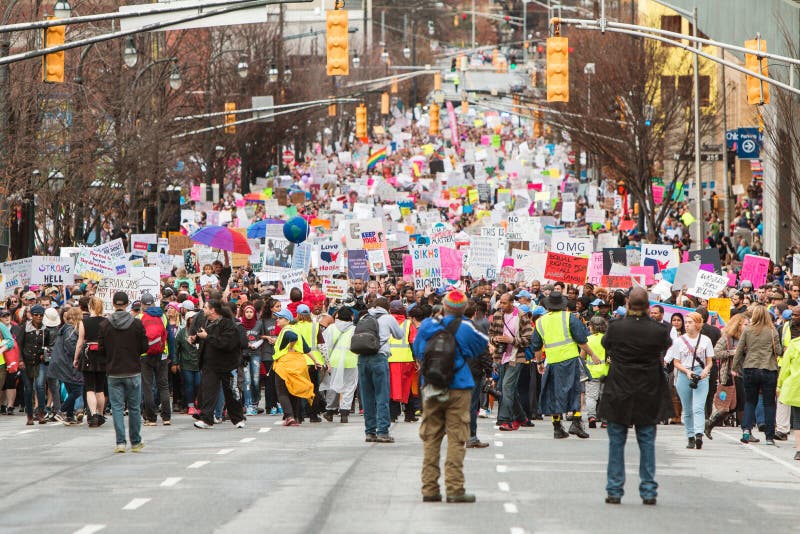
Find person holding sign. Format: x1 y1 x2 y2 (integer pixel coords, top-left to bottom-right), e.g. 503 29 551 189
531 292 599 439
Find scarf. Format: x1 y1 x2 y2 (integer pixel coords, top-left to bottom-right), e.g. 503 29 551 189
240 304 257 330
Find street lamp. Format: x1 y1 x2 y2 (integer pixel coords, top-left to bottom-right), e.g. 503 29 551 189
48 170 65 192
284 65 292 83
381 48 389 63
123 36 138 68
169 61 182 90
352 54 360 68
268 63 278 83
403 46 411 59
53 0 71 19
236 56 249 79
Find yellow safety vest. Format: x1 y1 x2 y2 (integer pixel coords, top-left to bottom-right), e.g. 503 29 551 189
388 320 413 363
272 325 296 361
535 311 580 365
585 332 608 379
294 321 323 366
328 326 358 369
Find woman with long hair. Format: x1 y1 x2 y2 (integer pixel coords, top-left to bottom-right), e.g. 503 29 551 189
260 298 281 415
239 303 267 415
670 312 686 339
666 312 714 449
50 308 84 425
705 313 750 439
733 304 782 445
75 297 107 428
176 311 201 415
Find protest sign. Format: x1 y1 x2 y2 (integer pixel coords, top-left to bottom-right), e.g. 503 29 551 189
388 248 406 276
688 270 729 300
130 234 157 255
511 250 547 284
794 254 800 277
429 223 455 247
602 248 627 275
168 233 192 255
587 252 604 285
440 247 463 280
281 269 304 296
96 267 160 314
367 249 388 275
585 208 605 224
467 236 499 279
544 252 589 285
262 237 294 268
347 250 370 281
601 275 633 289
740 254 770 288
629 265 655 286
0 258 33 292
641 244 675 273
708 297 732 323
551 236 592 257
31 256 75 286
561 201 576 222
74 239 128 281
672 261 701 291
322 278 348 300
318 241 342 275
409 244 444 290
687 248 722 274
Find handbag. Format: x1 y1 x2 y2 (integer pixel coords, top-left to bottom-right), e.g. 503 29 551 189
713 383 737 413
3 339 20 373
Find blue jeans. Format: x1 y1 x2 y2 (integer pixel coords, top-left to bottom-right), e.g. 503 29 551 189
606 422 657 500
243 356 262 408
675 366 709 437
181 369 201 407
22 365 47 416
108 375 143 446
62 383 83 418
498 362 525 424
357 353 391 436
742 368 778 439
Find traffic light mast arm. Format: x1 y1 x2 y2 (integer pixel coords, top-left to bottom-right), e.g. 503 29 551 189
550 16 800 98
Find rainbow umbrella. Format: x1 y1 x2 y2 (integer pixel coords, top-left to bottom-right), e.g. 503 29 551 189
190 225 251 254
244 192 268 202
247 218 284 239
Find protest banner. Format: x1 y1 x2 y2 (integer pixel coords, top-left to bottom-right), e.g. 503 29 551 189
318 241 342 275
544 252 589 285
95 267 160 314
322 278 348 300
587 252 604 285
31 256 75 286
429 223 455 247
0 258 33 292
551 236 592 257
641 244 675 273
347 250 370 281
585 208 605 225
410 244 443 290
740 254 770 288
281 269 304 296
708 297 732 323
601 275 633 289
688 270 729 300
74 239 128 281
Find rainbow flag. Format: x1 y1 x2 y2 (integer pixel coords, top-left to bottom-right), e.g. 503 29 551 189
367 146 387 171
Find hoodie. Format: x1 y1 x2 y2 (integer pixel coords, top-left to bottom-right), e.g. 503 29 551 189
368 307 405 357
100 311 148 377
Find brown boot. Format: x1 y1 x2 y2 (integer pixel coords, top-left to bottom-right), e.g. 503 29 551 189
340 410 349 423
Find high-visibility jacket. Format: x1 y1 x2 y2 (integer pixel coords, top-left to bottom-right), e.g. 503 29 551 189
585 332 608 379
327 326 358 369
293 320 323 366
388 320 414 363
272 325 296 362
535 311 580 365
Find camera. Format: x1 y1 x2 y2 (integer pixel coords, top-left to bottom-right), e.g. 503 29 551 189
482 379 503 401
494 342 508 356
689 373 701 389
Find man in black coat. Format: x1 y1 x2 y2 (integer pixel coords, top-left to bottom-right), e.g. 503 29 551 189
194 299 246 429
599 288 672 506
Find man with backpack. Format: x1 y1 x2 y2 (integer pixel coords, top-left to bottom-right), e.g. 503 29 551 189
139 293 170 426
350 297 405 443
412 290 489 504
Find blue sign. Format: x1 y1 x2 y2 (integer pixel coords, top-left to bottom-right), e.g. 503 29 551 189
725 129 738 150
736 127 762 159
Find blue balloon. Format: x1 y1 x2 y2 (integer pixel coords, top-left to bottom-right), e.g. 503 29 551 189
283 216 308 244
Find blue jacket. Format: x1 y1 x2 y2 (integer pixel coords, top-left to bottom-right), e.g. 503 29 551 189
413 315 489 390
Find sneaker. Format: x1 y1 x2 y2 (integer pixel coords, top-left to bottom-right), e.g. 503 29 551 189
143 420 157 426
214 416 223 424
62 416 77 426
282 418 294 427
97 415 106 427
446 493 476 503
605 495 621 505
269 407 278 415
287 419 300 427
187 407 198 416
234 420 246 429
518 419 534 428
748 434 761 443
498 423 516 432
194 420 212 429
257 407 266 414
422 494 442 502
0 406 6 415
375 434 395 443
588 417 597 429
43 412 56 422
466 438 490 448
794 451 800 461
115 444 127 453
642 498 657 506
130 442 145 453
7 407 15 416
765 439 776 446
162 420 171 426
246 407 258 416
54 412 67 424
774 431 788 441
76 410 84 423
478 409 489 419
365 433 378 442
277 406 284 415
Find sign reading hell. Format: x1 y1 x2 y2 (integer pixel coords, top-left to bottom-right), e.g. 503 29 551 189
544 251 589 285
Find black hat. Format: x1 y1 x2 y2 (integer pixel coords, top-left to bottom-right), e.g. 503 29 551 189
113 291 129 306
543 291 568 311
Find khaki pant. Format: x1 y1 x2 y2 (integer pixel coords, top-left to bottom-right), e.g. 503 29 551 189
419 389 471 498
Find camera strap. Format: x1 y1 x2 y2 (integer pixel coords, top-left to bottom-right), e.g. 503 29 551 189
680 335 705 369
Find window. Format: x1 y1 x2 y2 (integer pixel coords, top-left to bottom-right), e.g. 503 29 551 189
661 75 676 104
677 75 711 106
661 15 682 34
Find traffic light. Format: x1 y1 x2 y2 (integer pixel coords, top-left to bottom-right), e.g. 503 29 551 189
509 54 517 70
328 96 336 117
644 104 654 127
381 92 389 115
42 19 65 83
391 77 398 94
326 9 349 76
546 36 569 102
453 14 459 27
224 102 236 134
614 96 627 129
355 103 367 140
451 58 457 72
429 103 440 135
461 100 468 114
533 110 543 138
434 72 441 91
745 38 769 105
617 180 627 196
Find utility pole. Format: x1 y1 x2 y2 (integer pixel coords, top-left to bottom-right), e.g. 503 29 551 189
471 0 476 47
720 47 731 232
691 5 703 248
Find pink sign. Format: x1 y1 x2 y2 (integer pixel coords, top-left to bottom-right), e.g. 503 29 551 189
501 258 515 268
588 252 604 285
699 263 714 273
440 247 463 280
630 265 655 286
235 199 245 208
480 135 491 145
740 254 770 288
403 254 413 280
190 185 201 201
652 185 664 205
727 271 738 287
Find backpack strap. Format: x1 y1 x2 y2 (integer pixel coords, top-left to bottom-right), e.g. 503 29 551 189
445 317 466 374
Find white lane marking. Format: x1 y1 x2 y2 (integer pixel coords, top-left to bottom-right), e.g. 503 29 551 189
494 441 504 447
160 477 182 487
17 429 39 435
122 498 151 511
187 461 210 469
510 528 526 534
240 437 256 443
498 482 510 492
496 465 508 473
217 448 234 455
504 502 519 514
495 453 505 460
258 427 272 433
494 433 503 437
718 432 800 478
73 525 106 534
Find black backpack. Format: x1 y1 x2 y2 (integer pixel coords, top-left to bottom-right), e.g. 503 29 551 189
421 317 462 388
349 313 381 355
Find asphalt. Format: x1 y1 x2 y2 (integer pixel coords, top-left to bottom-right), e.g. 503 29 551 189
0 411 798 534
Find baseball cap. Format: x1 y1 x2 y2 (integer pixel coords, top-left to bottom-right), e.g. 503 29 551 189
532 306 547 317
782 309 792 321
181 300 196 311
515 290 533 300
275 309 294 322
296 304 311 315
30 305 45 316
22 291 36 301
141 294 155 306
519 304 531 314
113 292 129 306
613 306 627 317
590 298 605 306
